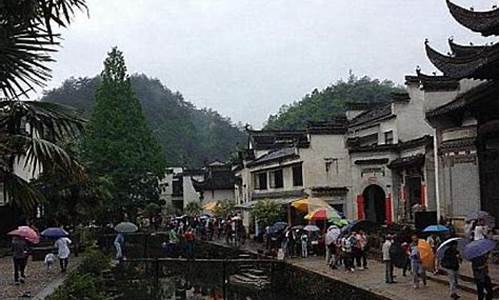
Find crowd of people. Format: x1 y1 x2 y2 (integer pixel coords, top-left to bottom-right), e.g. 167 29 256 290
113 214 247 261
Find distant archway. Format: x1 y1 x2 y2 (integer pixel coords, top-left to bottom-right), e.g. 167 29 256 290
363 184 386 224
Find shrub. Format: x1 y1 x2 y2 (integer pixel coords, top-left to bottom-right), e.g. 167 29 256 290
78 250 110 276
47 272 108 300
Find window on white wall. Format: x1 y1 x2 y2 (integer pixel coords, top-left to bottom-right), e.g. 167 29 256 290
254 172 268 190
292 165 303 186
269 169 284 188
384 131 394 144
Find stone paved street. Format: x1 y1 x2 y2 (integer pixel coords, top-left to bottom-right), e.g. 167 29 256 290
289 256 477 300
210 239 496 300
0 255 81 300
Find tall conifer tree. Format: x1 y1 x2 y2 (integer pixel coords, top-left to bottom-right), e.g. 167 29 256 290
82 47 166 218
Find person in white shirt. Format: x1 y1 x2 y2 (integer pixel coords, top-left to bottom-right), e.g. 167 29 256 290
474 219 489 241
382 235 395 283
54 237 72 273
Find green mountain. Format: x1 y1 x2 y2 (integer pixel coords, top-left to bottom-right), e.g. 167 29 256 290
42 74 246 167
265 73 405 130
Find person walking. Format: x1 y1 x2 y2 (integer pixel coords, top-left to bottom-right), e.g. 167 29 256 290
382 235 395 283
427 233 441 274
54 236 72 273
342 233 355 272
114 232 125 261
11 236 29 284
168 226 179 257
352 231 362 270
184 227 195 258
401 242 411 277
471 253 493 300
300 231 308 258
410 235 427 289
440 241 461 299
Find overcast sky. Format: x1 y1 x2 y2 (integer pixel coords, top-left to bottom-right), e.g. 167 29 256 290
40 0 496 128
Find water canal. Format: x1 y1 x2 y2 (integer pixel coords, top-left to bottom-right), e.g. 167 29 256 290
98 234 387 300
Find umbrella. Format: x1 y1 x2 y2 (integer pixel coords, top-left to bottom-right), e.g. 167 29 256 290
268 221 288 235
417 239 434 271
114 222 138 233
463 239 497 261
465 211 495 227
350 220 378 233
304 207 340 221
304 225 320 232
423 225 449 233
41 227 69 239
330 218 349 227
325 226 341 245
291 225 304 230
436 237 467 260
291 197 331 213
8 226 40 244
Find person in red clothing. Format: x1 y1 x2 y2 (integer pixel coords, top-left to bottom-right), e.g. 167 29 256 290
184 227 195 258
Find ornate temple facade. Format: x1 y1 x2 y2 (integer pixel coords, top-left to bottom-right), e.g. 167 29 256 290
407 0 498 224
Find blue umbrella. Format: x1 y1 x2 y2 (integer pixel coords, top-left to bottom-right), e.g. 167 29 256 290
422 225 449 233
463 239 497 261
268 221 288 234
41 227 69 239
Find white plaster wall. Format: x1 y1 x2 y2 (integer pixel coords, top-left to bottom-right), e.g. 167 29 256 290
183 175 203 208
395 86 434 142
202 189 235 204
301 134 351 189
423 90 459 113
379 118 398 144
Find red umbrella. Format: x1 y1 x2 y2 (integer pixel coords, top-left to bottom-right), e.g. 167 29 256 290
8 226 40 244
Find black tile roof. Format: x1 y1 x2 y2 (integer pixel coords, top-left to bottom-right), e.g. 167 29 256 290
425 41 498 80
191 169 236 191
446 0 499 37
247 129 309 150
306 117 348 134
426 81 498 119
388 154 425 169
246 147 299 167
349 103 393 127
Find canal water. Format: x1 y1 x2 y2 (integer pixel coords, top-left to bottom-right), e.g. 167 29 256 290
111 259 293 300
98 235 383 300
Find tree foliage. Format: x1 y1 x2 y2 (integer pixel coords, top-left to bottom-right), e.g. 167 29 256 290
0 0 87 98
212 199 235 218
184 201 202 216
0 0 87 213
250 200 282 228
42 74 246 167
81 48 166 219
265 72 404 130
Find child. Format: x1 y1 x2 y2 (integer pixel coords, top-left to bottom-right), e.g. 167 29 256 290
44 252 57 272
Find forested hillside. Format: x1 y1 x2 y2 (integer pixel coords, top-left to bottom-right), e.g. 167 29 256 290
42 74 246 167
265 73 404 130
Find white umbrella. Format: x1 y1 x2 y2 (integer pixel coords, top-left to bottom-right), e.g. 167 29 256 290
114 222 138 233
436 237 467 260
325 227 341 245
304 225 320 232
